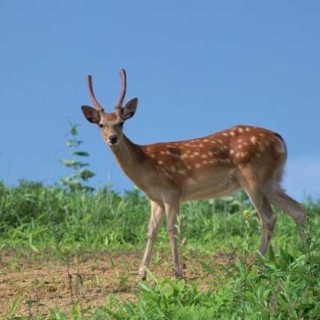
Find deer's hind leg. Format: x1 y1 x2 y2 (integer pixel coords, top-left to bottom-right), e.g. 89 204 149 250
268 188 306 241
238 168 277 255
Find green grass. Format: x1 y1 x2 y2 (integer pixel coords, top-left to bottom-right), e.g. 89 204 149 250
0 181 149 254
1 180 320 319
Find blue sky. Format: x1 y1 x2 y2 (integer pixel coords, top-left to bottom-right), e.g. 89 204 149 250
1 1 319 201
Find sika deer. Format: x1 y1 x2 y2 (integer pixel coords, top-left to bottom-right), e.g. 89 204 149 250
81 69 306 279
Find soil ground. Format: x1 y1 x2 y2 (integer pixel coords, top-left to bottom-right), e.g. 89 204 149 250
0 250 236 318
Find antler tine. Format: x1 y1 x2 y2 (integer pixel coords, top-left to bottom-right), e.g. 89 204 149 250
115 69 127 109
86 75 104 112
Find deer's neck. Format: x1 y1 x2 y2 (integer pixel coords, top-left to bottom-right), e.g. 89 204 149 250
110 135 145 186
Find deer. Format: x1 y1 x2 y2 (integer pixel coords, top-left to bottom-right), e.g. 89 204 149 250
81 69 306 279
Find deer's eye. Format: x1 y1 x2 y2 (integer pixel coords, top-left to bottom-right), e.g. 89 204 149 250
99 124 104 128
118 122 124 129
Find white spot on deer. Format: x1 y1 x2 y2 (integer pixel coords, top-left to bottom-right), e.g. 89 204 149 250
201 154 208 159
202 160 208 165
194 151 200 156
245 127 251 132
236 152 247 158
158 160 163 165
259 133 265 137
218 139 223 144
237 144 243 149
203 139 209 142
178 169 187 176
166 150 181 158
212 150 221 156
170 166 176 172
198 143 204 148
275 147 284 154
195 163 202 169
222 132 229 137
230 149 234 155
238 127 244 133
220 158 231 163
230 131 235 137
250 136 257 144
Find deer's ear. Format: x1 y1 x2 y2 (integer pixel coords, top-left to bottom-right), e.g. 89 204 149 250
122 98 138 120
81 106 101 124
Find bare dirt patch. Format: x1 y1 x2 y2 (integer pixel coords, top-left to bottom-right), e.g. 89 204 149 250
0 250 236 318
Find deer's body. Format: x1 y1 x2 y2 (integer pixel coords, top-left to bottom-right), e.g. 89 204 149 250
81 70 306 279
112 125 283 203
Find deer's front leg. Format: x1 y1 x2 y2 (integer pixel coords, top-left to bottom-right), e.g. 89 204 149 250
164 201 182 279
139 200 164 280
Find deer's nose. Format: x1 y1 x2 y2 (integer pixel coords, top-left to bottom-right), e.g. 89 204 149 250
109 134 118 145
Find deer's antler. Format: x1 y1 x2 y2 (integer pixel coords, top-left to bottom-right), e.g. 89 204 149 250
86 75 104 112
115 69 127 118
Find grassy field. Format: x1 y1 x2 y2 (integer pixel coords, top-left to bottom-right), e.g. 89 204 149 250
0 181 320 319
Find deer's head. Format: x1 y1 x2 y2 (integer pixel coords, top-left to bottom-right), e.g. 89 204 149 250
81 69 138 146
